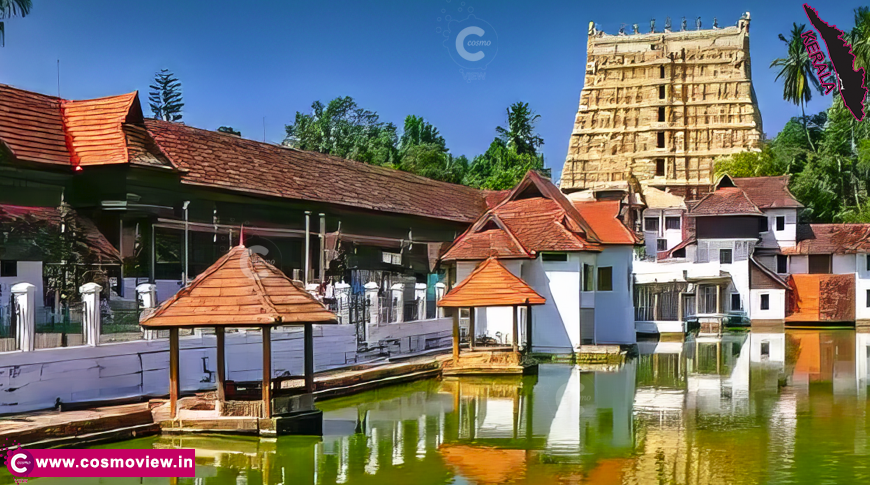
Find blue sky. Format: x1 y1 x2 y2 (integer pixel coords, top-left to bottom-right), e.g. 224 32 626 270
0 1 856 180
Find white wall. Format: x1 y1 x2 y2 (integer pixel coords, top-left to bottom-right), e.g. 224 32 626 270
0 261 44 305
834 254 856 274
749 289 786 320
642 209 684 255
790 255 808 274
855 254 870 321
594 246 636 345
759 208 798 249
522 255 582 352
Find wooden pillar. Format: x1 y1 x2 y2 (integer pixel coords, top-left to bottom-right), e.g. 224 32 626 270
304 323 315 394
169 327 179 419
452 309 460 364
469 308 476 351
512 305 519 353
525 304 533 353
262 325 272 418
216 326 226 402
716 284 721 314
678 292 684 322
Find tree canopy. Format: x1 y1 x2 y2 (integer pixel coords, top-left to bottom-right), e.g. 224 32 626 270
0 0 31 47
149 69 184 122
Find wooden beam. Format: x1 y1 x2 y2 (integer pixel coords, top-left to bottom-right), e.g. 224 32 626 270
512 305 519 353
304 323 315 394
452 309 460 364
215 326 226 402
469 307 476 351
169 327 179 419
262 325 272 418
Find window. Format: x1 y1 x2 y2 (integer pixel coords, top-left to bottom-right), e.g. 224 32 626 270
658 106 666 122
381 251 402 265
542 253 568 262
655 158 665 176
0 260 16 277
597 267 613 291
866 289 870 308
644 217 659 232
761 341 770 357
867 255 870 272
657 239 667 251
659 85 666 99
659 65 665 78
760 293 770 310
776 216 785 231
808 254 831 274
777 255 788 274
759 217 769 233
672 248 686 258
731 293 742 311
657 131 665 148
720 249 733 264
583 264 594 292
665 217 681 230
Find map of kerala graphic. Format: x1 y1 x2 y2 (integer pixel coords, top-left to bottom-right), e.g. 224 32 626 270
804 4 868 121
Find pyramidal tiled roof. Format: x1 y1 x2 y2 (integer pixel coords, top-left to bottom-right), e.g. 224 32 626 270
141 245 338 327
437 257 545 308
689 187 762 216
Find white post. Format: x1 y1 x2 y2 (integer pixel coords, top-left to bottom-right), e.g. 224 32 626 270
365 282 380 330
80 282 102 347
391 283 405 324
414 283 427 321
305 283 321 300
137 283 158 340
435 282 447 318
11 283 36 352
335 281 351 325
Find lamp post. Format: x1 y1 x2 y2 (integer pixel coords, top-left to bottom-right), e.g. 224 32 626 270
183 201 190 286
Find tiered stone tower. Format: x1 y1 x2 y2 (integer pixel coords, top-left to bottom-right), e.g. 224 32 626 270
560 14 763 199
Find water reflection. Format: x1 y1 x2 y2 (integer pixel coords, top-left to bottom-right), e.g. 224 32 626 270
9 329 870 484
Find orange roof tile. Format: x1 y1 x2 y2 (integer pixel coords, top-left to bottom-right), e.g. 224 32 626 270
61 92 141 167
437 257 545 308
689 187 762 216
572 200 637 245
733 176 803 209
781 224 870 255
141 245 338 327
0 84 69 165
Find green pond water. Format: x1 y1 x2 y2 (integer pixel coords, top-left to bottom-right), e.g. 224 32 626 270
7 329 870 484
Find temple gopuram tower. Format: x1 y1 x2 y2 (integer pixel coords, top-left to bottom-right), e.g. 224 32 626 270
560 13 763 199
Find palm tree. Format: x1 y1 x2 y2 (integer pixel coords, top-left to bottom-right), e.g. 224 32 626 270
849 7 870 74
495 102 544 156
770 23 822 151
0 0 31 47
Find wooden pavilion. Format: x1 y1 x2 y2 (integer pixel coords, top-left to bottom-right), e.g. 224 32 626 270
437 257 545 375
140 244 338 436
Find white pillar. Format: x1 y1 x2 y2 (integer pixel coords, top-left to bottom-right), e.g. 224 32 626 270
391 283 405 323
335 281 351 325
435 282 447 318
365 282 380 330
305 283 320 300
414 283 427 321
80 282 102 347
137 283 158 340
11 283 36 352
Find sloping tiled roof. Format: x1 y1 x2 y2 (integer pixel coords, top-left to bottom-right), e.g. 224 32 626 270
0 84 69 165
0 204 121 263
437 257 545 307
689 187 763 216
61 92 140 167
572 200 637 245
749 256 790 289
145 120 488 223
733 176 803 209
438 215 530 260
781 224 870 255
141 245 338 327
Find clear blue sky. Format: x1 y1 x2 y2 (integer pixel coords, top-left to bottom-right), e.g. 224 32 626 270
0 1 856 180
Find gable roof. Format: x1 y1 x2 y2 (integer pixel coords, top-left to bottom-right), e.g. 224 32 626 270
689 187 763 216
733 176 803 209
144 120 488 223
62 92 142 167
441 171 602 261
749 256 790 289
437 257 546 307
572 200 637 245
141 245 338 327
781 224 870 255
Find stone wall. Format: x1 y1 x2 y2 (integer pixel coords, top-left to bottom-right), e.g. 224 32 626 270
560 15 763 198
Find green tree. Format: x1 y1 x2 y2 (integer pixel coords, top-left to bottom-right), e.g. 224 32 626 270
148 69 184 122
770 23 822 151
495 102 544 156
714 146 786 179
0 0 30 47
463 139 545 190
217 126 241 136
848 7 870 73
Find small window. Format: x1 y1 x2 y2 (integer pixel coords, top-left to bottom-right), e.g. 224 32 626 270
761 341 770 357
665 217 681 230
659 65 665 78
644 217 659 232
866 255 870 272
381 251 402 265
777 255 788 274
542 253 568 262
759 217 769 233
583 264 595 292
655 158 665 176
808 254 831 274
776 216 785 232
657 132 665 148
659 85 666 99
657 239 667 251
866 289 870 308
597 267 613 291
720 249 733 264
731 293 741 311
672 248 686 258
0 260 16 277
658 106 666 122
760 294 770 310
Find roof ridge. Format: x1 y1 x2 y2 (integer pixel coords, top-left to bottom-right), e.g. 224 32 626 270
245 250 283 322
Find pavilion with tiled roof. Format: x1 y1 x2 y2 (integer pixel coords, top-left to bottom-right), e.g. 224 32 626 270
141 244 337 426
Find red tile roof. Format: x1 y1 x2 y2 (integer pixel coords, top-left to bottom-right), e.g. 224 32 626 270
144 120 488 223
0 84 69 165
573 200 637 245
437 257 545 307
141 245 338 327
733 176 803 209
781 224 870 255
61 92 141 167
689 187 762 216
